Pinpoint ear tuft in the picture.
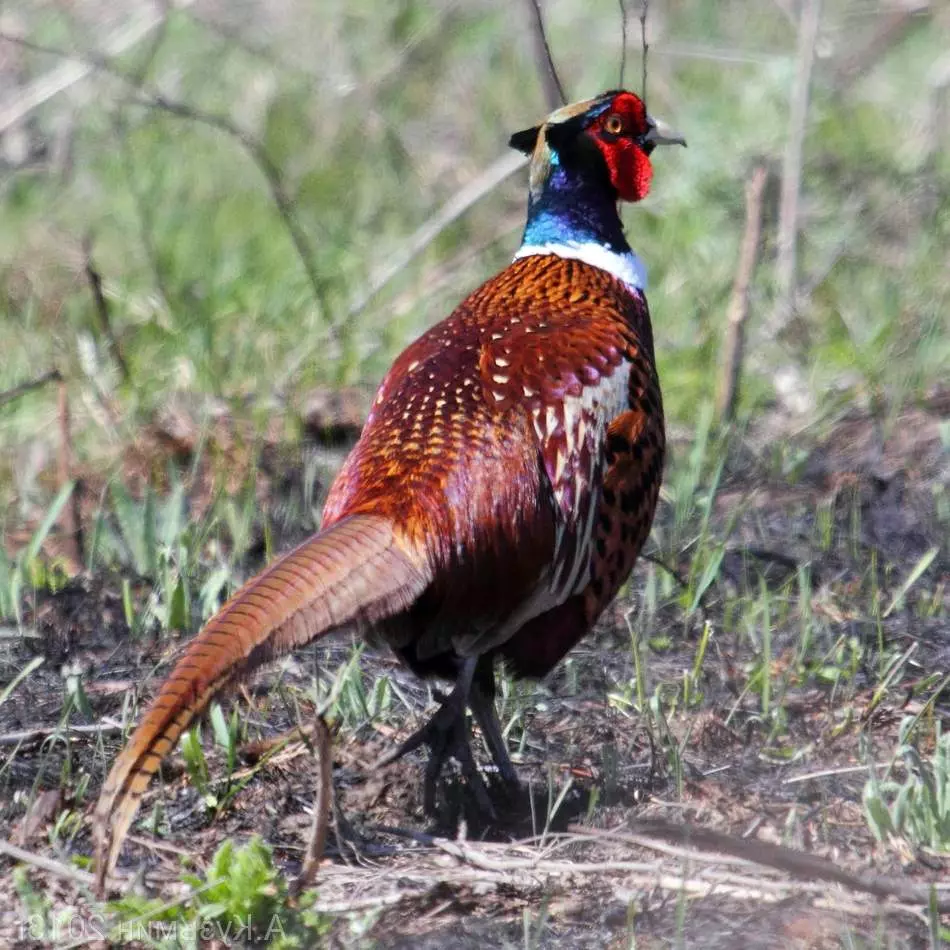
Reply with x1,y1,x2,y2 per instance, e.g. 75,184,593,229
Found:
508,125,540,154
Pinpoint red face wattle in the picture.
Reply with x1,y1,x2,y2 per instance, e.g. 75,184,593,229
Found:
588,92,654,203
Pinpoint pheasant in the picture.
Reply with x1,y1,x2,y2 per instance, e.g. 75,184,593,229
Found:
93,89,684,884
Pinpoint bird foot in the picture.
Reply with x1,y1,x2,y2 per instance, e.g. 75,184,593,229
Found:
374,691,496,818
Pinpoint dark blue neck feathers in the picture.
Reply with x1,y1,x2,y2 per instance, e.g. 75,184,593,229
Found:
520,153,630,251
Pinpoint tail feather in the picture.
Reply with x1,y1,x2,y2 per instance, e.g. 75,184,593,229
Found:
93,513,428,889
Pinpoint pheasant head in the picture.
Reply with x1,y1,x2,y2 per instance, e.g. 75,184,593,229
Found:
509,90,685,279
510,89,685,202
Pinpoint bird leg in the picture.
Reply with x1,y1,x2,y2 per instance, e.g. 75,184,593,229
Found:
376,656,504,815
468,673,520,789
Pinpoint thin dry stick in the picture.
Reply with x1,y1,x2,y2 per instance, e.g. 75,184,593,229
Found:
925,53,950,175
569,819,950,912
133,91,331,323
640,551,709,626
617,0,628,87
831,2,931,94
639,1,649,108
524,0,567,109
0,721,124,747
716,163,768,423
293,716,333,894
83,236,131,385
769,0,822,336
0,369,62,410
0,836,96,887
349,151,526,318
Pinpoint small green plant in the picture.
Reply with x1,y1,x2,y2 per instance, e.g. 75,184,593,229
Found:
181,724,212,804
107,837,332,948
522,894,552,950
680,619,712,709
316,644,395,730
179,703,249,815
13,866,54,942
0,482,75,621
863,719,950,851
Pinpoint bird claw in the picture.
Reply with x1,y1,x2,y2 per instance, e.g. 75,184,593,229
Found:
373,657,521,820
374,693,496,818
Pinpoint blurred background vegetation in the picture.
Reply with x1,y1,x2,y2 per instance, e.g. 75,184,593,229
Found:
0,0,947,551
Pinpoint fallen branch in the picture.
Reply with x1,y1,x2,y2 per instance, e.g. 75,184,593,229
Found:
0,720,124,748
0,836,95,887
569,819,950,912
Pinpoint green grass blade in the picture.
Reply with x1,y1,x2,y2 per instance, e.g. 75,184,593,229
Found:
0,655,44,709
24,482,75,565
883,546,939,618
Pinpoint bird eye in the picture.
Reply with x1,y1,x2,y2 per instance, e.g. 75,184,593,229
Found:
604,114,624,136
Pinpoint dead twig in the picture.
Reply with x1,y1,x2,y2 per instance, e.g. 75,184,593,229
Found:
81,172,134,380
348,151,526,318
831,2,931,94
0,369,62,410
0,836,95,887
640,551,710,627
133,91,332,323
523,0,567,109
716,163,768,423
292,715,333,894
569,819,950,912
277,149,527,394
236,718,332,891
239,719,328,764
925,52,950,175
617,0,628,87
0,720,124,747
639,1,649,108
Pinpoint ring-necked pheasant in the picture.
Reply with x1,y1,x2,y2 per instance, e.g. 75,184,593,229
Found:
94,89,684,885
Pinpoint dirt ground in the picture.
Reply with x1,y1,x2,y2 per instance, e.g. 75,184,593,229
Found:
0,397,948,948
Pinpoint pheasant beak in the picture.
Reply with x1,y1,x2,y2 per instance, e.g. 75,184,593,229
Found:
640,116,687,152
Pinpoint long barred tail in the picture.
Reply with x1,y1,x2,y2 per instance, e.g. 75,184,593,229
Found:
93,514,429,890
